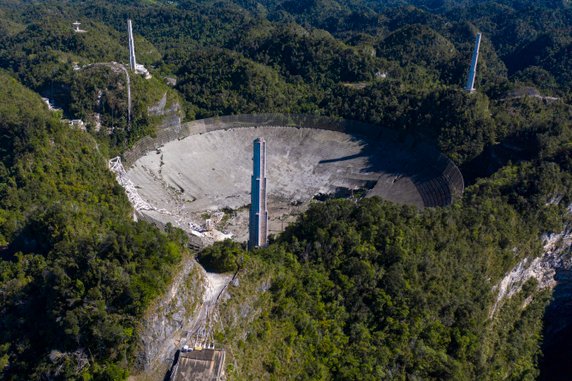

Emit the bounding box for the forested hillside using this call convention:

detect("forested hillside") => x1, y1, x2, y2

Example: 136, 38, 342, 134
0, 0, 571, 379
0, 72, 189, 379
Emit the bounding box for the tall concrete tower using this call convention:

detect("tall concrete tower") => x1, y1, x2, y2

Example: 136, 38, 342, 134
248, 138, 268, 249
127, 19, 137, 71
465, 32, 482, 93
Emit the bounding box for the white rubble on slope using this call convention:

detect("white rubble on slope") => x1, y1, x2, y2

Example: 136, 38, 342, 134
490, 206, 572, 318
41, 97, 61, 112
108, 156, 231, 242
135, 63, 152, 79
174, 268, 232, 354
109, 156, 155, 211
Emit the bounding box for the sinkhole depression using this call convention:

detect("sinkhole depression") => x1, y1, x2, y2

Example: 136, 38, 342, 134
120, 114, 464, 245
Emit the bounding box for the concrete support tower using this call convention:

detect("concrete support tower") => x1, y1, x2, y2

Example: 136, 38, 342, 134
465, 32, 482, 93
248, 138, 268, 249
127, 19, 137, 71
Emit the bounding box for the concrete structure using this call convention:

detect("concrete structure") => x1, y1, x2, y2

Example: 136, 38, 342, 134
120, 114, 464, 247
72, 21, 86, 33
248, 138, 268, 249
169, 349, 225, 381
68, 119, 86, 131
127, 19, 137, 71
465, 32, 482, 93
127, 19, 151, 79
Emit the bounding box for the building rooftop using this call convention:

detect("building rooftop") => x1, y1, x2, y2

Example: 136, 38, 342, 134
169, 349, 225, 381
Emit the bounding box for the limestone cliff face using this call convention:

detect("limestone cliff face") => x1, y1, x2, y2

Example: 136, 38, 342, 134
134, 255, 204, 371
491, 206, 572, 318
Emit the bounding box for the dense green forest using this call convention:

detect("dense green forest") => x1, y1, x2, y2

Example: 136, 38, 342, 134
0, 72, 189, 379
0, 0, 571, 379
216, 137, 570, 379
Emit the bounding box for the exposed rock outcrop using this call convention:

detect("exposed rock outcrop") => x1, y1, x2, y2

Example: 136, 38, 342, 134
490, 207, 572, 318
134, 255, 204, 372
